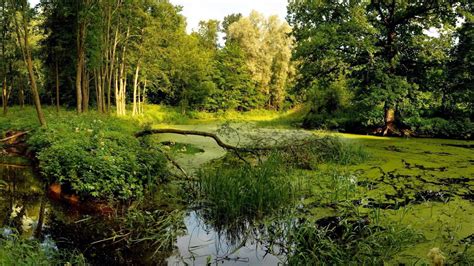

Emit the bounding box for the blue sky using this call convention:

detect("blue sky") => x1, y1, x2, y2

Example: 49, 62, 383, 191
29, 0, 288, 33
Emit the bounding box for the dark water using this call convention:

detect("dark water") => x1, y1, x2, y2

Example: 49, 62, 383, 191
0, 161, 283, 265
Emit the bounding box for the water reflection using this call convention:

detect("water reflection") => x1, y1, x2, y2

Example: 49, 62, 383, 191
167, 211, 285, 265
0, 163, 44, 237
1, 161, 287, 265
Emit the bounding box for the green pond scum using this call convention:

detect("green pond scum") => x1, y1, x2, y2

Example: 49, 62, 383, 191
335, 134, 474, 264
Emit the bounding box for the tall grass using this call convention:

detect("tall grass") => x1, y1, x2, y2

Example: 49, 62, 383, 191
278, 136, 369, 170
285, 218, 424, 265
197, 154, 300, 224
0, 232, 86, 266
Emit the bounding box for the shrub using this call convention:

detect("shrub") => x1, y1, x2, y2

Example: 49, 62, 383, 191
403, 117, 473, 139
27, 115, 168, 200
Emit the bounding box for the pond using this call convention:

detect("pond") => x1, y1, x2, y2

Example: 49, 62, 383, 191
1, 125, 473, 265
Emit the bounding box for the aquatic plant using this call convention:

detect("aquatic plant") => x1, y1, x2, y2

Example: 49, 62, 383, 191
197, 153, 300, 224
0, 231, 86, 266
284, 215, 424, 265
120, 208, 186, 258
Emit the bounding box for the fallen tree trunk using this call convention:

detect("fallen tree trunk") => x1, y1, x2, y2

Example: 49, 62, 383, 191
135, 128, 274, 152
0, 130, 31, 143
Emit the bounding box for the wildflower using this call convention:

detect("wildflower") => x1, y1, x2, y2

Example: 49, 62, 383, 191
21, 215, 35, 232
10, 204, 22, 218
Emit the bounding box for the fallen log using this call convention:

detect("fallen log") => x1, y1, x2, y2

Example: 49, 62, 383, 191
135, 128, 273, 152
0, 130, 31, 143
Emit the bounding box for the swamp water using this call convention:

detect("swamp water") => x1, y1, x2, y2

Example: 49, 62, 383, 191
1, 127, 473, 265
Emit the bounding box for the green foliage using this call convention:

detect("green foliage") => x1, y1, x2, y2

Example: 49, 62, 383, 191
206, 43, 259, 111
28, 115, 167, 200
0, 233, 86, 266
403, 117, 473, 139
277, 136, 369, 170
288, 0, 472, 137
197, 154, 299, 223
286, 218, 424, 265
1, 108, 168, 200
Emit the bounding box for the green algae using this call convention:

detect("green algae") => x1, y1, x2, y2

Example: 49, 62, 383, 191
333, 134, 474, 263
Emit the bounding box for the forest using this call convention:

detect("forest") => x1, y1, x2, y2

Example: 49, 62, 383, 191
0, 0, 473, 265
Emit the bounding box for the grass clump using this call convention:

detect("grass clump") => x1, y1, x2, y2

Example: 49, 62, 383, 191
0, 233, 86, 266
279, 136, 368, 169
285, 217, 424, 265
197, 154, 300, 223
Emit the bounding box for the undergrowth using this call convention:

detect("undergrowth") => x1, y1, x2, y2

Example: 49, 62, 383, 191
0, 232, 86, 266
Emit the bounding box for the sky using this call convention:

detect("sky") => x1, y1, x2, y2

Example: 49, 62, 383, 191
28, 0, 288, 33
170, 0, 288, 32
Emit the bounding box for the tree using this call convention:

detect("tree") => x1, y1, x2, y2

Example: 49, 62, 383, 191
446, 14, 473, 117
222, 13, 242, 40
196, 19, 220, 50
228, 11, 293, 110
9, 0, 46, 126
288, 0, 463, 134
209, 43, 257, 111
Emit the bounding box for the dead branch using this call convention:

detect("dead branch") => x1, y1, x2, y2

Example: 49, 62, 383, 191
135, 128, 274, 152
0, 131, 31, 143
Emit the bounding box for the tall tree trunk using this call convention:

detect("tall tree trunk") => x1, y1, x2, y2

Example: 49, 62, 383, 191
95, 69, 103, 112
25, 48, 46, 126
132, 63, 140, 116
137, 81, 141, 115
55, 60, 60, 112
2, 78, 7, 115
76, 20, 85, 114
82, 66, 89, 112
108, 28, 119, 112
141, 80, 147, 114
19, 81, 24, 109
12, 1, 46, 126
114, 68, 119, 114
116, 27, 129, 116
383, 104, 397, 136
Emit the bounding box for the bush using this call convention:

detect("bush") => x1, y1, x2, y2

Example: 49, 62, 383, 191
27, 115, 168, 200
403, 117, 473, 139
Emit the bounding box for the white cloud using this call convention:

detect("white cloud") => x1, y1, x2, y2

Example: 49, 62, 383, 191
170, 0, 288, 32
